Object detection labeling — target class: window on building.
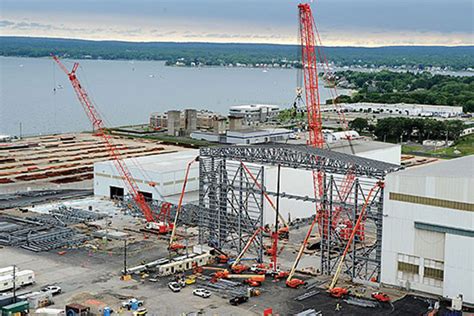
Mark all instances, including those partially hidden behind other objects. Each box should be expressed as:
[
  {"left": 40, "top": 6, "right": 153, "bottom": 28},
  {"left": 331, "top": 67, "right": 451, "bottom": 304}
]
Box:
[
  {"left": 424, "top": 267, "right": 444, "bottom": 281},
  {"left": 398, "top": 261, "right": 419, "bottom": 274}
]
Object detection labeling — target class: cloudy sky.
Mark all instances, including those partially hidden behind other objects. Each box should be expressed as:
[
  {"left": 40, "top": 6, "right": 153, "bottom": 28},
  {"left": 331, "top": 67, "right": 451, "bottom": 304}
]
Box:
[{"left": 1, "top": 0, "right": 473, "bottom": 46}]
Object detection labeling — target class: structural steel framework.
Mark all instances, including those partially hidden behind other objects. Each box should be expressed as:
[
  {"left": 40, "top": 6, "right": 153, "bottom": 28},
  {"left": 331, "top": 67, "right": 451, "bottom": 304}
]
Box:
[
  {"left": 199, "top": 158, "right": 265, "bottom": 262},
  {"left": 199, "top": 144, "right": 401, "bottom": 281}
]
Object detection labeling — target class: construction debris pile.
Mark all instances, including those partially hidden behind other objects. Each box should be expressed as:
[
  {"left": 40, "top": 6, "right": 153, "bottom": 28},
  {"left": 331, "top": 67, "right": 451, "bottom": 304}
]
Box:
[{"left": 0, "top": 206, "right": 106, "bottom": 252}]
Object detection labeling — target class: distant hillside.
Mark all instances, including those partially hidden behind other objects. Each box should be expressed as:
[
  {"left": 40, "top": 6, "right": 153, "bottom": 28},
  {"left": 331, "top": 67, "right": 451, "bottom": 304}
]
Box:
[{"left": 1, "top": 36, "right": 473, "bottom": 70}]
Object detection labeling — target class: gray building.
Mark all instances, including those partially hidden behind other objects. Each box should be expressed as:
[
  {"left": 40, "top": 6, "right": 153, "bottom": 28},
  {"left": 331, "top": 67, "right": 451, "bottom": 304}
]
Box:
[
  {"left": 167, "top": 110, "right": 181, "bottom": 136},
  {"left": 229, "top": 104, "right": 280, "bottom": 126}
]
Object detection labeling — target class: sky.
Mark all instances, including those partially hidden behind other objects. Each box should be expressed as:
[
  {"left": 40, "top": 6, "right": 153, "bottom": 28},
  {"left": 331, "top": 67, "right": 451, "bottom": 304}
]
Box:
[{"left": 0, "top": 0, "right": 473, "bottom": 47}]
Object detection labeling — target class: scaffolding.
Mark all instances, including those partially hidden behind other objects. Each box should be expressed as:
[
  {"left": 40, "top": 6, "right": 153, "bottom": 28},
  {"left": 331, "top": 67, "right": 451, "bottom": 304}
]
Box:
[{"left": 198, "top": 144, "right": 401, "bottom": 282}]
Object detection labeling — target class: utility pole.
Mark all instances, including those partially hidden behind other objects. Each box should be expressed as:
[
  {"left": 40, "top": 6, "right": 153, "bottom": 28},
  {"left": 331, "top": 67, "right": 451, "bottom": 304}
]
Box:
[
  {"left": 123, "top": 239, "right": 127, "bottom": 276},
  {"left": 273, "top": 164, "right": 281, "bottom": 271},
  {"left": 12, "top": 265, "right": 16, "bottom": 303}
]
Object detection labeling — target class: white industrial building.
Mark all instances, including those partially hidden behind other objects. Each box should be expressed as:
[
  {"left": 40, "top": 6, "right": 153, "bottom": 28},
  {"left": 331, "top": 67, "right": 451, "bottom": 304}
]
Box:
[
  {"left": 322, "top": 130, "right": 361, "bottom": 144},
  {"left": 331, "top": 102, "right": 463, "bottom": 117},
  {"left": 93, "top": 150, "right": 199, "bottom": 204},
  {"left": 94, "top": 140, "right": 400, "bottom": 226},
  {"left": 381, "top": 156, "right": 473, "bottom": 304},
  {"left": 229, "top": 104, "right": 280, "bottom": 125},
  {"left": 190, "top": 128, "right": 294, "bottom": 145}
]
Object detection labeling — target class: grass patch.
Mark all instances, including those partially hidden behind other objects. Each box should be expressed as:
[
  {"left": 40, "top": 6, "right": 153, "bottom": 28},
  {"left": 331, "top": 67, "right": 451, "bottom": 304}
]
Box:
[
  {"left": 402, "top": 134, "right": 474, "bottom": 159},
  {"left": 429, "top": 134, "right": 474, "bottom": 158},
  {"left": 401, "top": 144, "right": 423, "bottom": 154}
]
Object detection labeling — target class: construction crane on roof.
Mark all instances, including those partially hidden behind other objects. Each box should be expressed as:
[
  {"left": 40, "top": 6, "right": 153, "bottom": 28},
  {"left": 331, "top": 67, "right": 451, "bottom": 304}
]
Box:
[{"left": 51, "top": 54, "right": 170, "bottom": 233}]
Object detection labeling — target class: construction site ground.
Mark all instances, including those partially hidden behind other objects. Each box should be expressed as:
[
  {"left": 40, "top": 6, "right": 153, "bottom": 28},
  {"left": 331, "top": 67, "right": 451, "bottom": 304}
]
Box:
[
  {"left": 0, "top": 246, "right": 449, "bottom": 315},
  {"left": 0, "top": 197, "right": 451, "bottom": 315}
]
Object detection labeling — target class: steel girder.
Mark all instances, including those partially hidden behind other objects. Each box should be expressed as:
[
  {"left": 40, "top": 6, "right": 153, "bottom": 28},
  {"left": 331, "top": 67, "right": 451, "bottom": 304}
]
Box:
[{"left": 200, "top": 144, "right": 401, "bottom": 179}]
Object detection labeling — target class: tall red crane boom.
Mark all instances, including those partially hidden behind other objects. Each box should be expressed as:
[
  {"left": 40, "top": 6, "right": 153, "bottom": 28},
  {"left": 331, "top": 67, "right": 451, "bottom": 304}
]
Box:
[
  {"left": 51, "top": 54, "right": 156, "bottom": 224},
  {"left": 298, "top": 3, "right": 324, "bottom": 149}
]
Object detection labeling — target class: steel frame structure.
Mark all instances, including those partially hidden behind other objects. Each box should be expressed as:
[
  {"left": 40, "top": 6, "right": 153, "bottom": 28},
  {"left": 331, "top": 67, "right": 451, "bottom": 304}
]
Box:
[
  {"left": 198, "top": 144, "right": 401, "bottom": 281},
  {"left": 199, "top": 157, "right": 265, "bottom": 262}
]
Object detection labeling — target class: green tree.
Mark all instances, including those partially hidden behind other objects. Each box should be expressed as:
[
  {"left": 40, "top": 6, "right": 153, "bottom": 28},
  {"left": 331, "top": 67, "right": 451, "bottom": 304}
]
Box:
[{"left": 349, "top": 118, "right": 369, "bottom": 133}]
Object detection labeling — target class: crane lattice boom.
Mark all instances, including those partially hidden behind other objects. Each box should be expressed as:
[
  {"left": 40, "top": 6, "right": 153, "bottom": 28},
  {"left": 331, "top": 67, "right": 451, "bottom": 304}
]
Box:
[
  {"left": 298, "top": 3, "right": 324, "bottom": 149},
  {"left": 51, "top": 54, "right": 156, "bottom": 223}
]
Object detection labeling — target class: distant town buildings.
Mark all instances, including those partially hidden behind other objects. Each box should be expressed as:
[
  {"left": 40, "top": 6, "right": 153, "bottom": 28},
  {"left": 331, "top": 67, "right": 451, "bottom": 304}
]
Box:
[
  {"left": 149, "top": 104, "right": 282, "bottom": 138},
  {"left": 328, "top": 102, "right": 463, "bottom": 118},
  {"left": 149, "top": 109, "right": 225, "bottom": 136}
]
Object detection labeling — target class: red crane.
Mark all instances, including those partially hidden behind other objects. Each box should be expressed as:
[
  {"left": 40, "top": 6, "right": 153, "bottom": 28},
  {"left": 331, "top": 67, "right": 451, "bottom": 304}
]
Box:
[
  {"left": 298, "top": 3, "right": 324, "bottom": 150},
  {"left": 51, "top": 54, "right": 164, "bottom": 230},
  {"left": 286, "top": 3, "right": 325, "bottom": 288},
  {"left": 287, "top": 2, "right": 358, "bottom": 288}
]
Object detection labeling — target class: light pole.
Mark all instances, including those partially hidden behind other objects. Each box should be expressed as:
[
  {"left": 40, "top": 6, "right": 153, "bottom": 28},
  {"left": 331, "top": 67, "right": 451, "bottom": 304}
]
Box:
[
  {"left": 123, "top": 239, "right": 127, "bottom": 276},
  {"left": 12, "top": 265, "right": 16, "bottom": 303}
]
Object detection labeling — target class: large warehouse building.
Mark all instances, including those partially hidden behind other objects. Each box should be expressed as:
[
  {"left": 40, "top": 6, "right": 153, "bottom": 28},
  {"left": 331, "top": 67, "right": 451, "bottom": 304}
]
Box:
[
  {"left": 94, "top": 140, "right": 400, "bottom": 225},
  {"left": 381, "top": 156, "right": 473, "bottom": 304},
  {"left": 93, "top": 150, "right": 199, "bottom": 204}
]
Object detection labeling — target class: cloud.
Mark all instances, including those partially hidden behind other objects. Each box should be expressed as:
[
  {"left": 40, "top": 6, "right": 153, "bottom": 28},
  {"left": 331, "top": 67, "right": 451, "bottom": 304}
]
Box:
[{"left": 0, "top": 20, "right": 16, "bottom": 27}]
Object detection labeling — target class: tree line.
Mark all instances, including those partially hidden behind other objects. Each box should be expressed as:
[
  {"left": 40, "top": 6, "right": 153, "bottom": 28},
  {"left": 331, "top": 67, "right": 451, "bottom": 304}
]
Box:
[
  {"left": 1, "top": 36, "right": 473, "bottom": 70},
  {"left": 349, "top": 117, "right": 466, "bottom": 143},
  {"left": 332, "top": 71, "right": 474, "bottom": 112}
]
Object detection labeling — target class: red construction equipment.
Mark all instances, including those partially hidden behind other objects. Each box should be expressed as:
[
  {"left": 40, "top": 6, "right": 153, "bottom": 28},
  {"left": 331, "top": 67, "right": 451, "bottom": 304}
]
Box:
[
  {"left": 372, "top": 292, "right": 391, "bottom": 302},
  {"left": 328, "top": 182, "right": 382, "bottom": 293},
  {"left": 329, "top": 287, "right": 349, "bottom": 298},
  {"left": 212, "top": 247, "right": 230, "bottom": 264},
  {"left": 286, "top": 278, "right": 306, "bottom": 289},
  {"left": 212, "top": 270, "right": 265, "bottom": 283},
  {"left": 286, "top": 1, "right": 361, "bottom": 289},
  {"left": 51, "top": 55, "right": 165, "bottom": 232},
  {"left": 286, "top": 3, "right": 325, "bottom": 288},
  {"left": 168, "top": 156, "right": 199, "bottom": 251},
  {"left": 230, "top": 264, "right": 249, "bottom": 274},
  {"left": 231, "top": 226, "right": 265, "bottom": 272}
]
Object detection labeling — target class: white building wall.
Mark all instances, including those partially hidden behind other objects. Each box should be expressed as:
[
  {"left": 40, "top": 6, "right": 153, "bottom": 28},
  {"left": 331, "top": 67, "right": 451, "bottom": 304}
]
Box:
[
  {"left": 246, "top": 143, "right": 399, "bottom": 225},
  {"left": 444, "top": 234, "right": 474, "bottom": 302},
  {"left": 381, "top": 166, "right": 474, "bottom": 303},
  {"left": 357, "top": 144, "right": 401, "bottom": 165},
  {"left": 94, "top": 151, "right": 199, "bottom": 204}
]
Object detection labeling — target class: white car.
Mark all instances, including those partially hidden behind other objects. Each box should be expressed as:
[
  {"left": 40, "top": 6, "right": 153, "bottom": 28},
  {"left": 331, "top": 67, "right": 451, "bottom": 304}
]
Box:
[
  {"left": 168, "top": 282, "right": 181, "bottom": 292},
  {"left": 41, "top": 285, "right": 62, "bottom": 295},
  {"left": 193, "top": 288, "right": 211, "bottom": 298},
  {"left": 122, "top": 298, "right": 144, "bottom": 310}
]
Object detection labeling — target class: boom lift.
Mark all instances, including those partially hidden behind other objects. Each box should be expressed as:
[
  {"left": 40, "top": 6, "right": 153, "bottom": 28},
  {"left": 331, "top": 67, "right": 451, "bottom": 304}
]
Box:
[
  {"left": 168, "top": 156, "right": 199, "bottom": 251},
  {"left": 51, "top": 55, "right": 169, "bottom": 233},
  {"left": 327, "top": 182, "right": 382, "bottom": 297}
]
